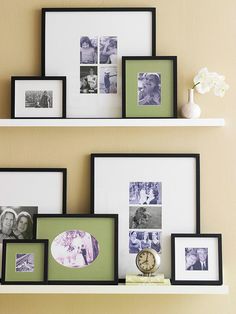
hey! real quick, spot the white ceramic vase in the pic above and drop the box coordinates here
[181,89,201,118]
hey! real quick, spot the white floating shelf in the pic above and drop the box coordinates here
[0,284,228,294]
[0,118,225,127]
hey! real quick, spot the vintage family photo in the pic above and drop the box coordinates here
[0,206,38,241]
[80,36,98,64]
[100,36,117,64]
[100,67,117,94]
[25,90,53,108]
[80,66,98,94]
[129,206,162,229]
[15,253,34,272]
[129,231,161,254]
[138,73,161,106]
[185,248,208,271]
[51,230,99,269]
[129,182,162,205]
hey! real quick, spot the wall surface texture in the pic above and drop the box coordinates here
[0,0,235,313]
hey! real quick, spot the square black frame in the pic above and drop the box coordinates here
[91,153,200,282]
[171,233,223,285]
[33,214,119,285]
[0,168,67,214]
[11,76,67,119]
[122,56,177,118]
[1,239,48,285]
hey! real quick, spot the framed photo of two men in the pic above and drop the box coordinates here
[42,8,156,118]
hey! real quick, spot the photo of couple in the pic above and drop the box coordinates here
[129,182,162,205]
[51,230,99,269]
[185,247,208,271]
[0,206,37,241]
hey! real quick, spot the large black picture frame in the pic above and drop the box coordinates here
[41,7,156,118]
[91,153,200,281]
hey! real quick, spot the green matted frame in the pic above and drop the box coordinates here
[1,239,48,285]
[33,214,118,285]
[122,56,177,118]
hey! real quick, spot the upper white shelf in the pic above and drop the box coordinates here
[0,118,225,127]
[0,284,229,295]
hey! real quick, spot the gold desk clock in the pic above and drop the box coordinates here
[135,248,161,276]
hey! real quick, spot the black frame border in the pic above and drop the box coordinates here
[1,239,48,285]
[33,213,119,285]
[0,168,67,214]
[122,56,177,118]
[171,233,223,285]
[11,76,67,119]
[90,153,200,281]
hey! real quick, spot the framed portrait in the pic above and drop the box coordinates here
[91,153,200,280]
[42,8,156,118]
[34,214,118,285]
[0,168,66,278]
[171,234,223,285]
[11,76,66,118]
[1,240,48,284]
[122,56,177,118]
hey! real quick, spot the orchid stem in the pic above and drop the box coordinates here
[192,82,200,89]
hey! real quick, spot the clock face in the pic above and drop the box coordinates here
[136,249,158,274]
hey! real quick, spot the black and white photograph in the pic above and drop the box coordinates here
[80,66,98,94]
[129,182,162,205]
[51,230,99,269]
[138,72,161,106]
[15,253,34,272]
[80,36,98,64]
[185,248,208,271]
[129,206,162,229]
[0,206,38,241]
[100,36,117,64]
[25,90,53,108]
[129,231,161,254]
[100,67,117,94]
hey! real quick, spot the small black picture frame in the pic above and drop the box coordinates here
[33,214,118,285]
[1,239,48,285]
[171,234,223,285]
[11,76,66,119]
[122,56,177,118]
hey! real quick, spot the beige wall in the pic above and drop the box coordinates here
[0,0,235,313]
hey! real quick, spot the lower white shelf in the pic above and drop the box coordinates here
[0,284,228,294]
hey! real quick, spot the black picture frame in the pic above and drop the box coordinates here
[11,76,67,119]
[33,214,119,285]
[41,8,156,118]
[0,168,67,214]
[171,234,223,285]
[1,239,48,285]
[91,153,200,281]
[122,56,177,118]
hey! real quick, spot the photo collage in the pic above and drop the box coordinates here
[129,182,162,254]
[80,36,117,94]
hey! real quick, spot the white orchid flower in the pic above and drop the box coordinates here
[193,68,229,97]
[214,80,229,97]
[193,68,212,94]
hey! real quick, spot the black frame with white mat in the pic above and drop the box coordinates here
[11,76,66,118]
[171,233,223,285]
